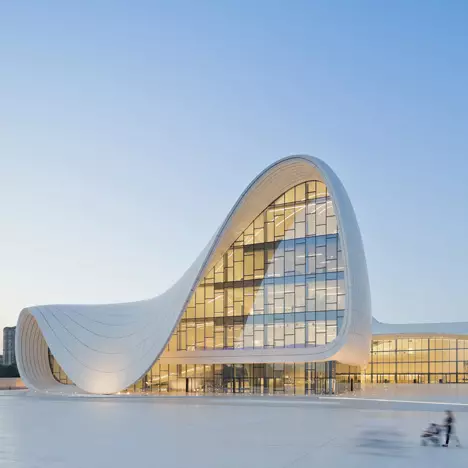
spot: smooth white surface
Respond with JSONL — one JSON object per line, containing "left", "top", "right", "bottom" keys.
{"left": 372, "top": 318, "right": 468, "bottom": 337}
{"left": 16, "top": 155, "right": 372, "bottom": 394}
{"left": 0, "top": 392, "right": 467, "bottom": 468}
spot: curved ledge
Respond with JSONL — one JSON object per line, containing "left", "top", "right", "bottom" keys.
{"left": 372, "top": 318, "right": 468, "bottom": 338}
{"left": 16, "top": 155, "right": 372, "bottom": 394}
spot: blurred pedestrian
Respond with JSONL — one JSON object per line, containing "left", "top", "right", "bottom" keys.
{"left": 442, "top": 410, "right": 461, "bottom": 447}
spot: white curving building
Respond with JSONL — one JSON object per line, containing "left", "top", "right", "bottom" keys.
{"left": 15, "top": 156, "right": 468, "bottom": 395}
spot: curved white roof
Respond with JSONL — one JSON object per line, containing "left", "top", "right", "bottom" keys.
{"left": 16, "top": 155, "right": 372, "bottom": 394}
{"left": 372, "top": 318, "right": 468, "bottom": 338}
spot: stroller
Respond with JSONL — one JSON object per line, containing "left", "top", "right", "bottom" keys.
{"left": 421, "top": 423, "right": 442, "bottom": 446}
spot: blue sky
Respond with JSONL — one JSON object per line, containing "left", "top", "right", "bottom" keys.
{"left": 1, "top": 1, "right": 468, "bottom": 338}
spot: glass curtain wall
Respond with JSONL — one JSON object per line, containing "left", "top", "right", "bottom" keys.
{"left": 48, "top": 353, "right": 360, "bottom": 395}
{"left": 165, "top": 180, "right": 345, "bottom": 355}
{"left": 49, "top": 349, "right": 73, "bottom": 385}
{"left": 364, "top": 337, "right": 468, "bottom": 384}
{"left": 125, "top": 362, "right": 360, "bottom": 395}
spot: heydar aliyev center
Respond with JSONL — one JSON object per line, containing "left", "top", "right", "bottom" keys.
{"left": 16, "top": 156, "right": 468, "bottom": 395}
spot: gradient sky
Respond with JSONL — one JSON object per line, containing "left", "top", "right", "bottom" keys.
{"left": 1, "top": 1, "right": 468, "bottom": 346}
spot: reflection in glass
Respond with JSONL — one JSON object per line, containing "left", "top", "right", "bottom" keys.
{"left": 364, "top": 337, "right": 468, "bottom": 384}
{"left": 171, "top": 181, "right": 345, "bottom": 354}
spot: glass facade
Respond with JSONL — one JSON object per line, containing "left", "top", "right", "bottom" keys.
{"left": 164, "top": 180, "right": 345, "bottom": 354}
{"left": 124, "top": 362, "right": 360, "bottom": 395}
{"left": 49, "top": 352, "right": 360, "bottom": 395}
{"left": 364, "top": 337, "right": 468, "bottom": 384}
{"left": 49, "top": 350, "right": 73, "bottom": 385}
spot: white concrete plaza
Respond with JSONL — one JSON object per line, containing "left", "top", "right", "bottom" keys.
{"left": 0, "top": 390, "right": 467, "bottom": 468}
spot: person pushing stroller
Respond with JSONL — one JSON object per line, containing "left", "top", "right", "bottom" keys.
{"left": 421, "top": 411, "right": 461, "bottom": 447}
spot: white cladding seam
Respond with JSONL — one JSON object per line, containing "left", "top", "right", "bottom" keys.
{"left": 15, "top": 155, "right": 372, "bottom": 395}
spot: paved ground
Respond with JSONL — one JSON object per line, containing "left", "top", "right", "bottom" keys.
{"left": 0, "top": 390, "right": 467, "bottom": 467}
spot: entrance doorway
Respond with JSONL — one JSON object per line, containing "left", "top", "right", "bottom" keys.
{"left": 185, "top": 378, "right": 204, "bottom": 393}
